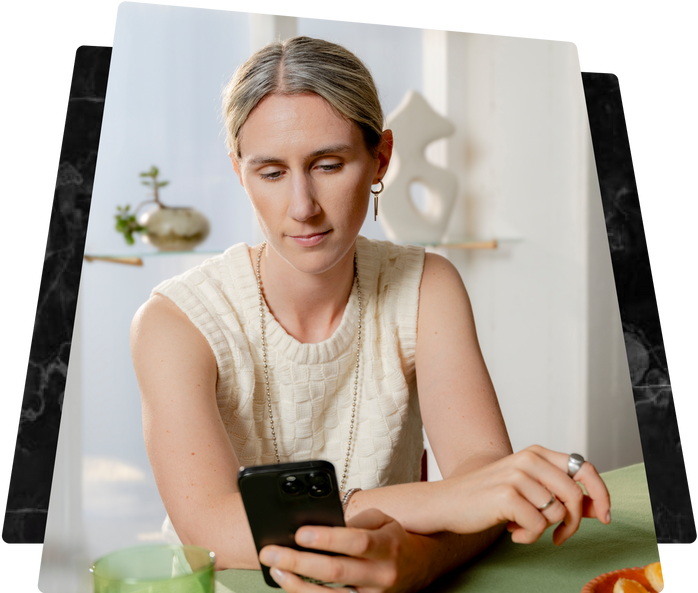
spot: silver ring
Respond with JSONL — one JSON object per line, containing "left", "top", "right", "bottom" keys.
{"left": 568, "top": 453, "right": 585, "bottom": 477}
{"left": 345, "top": 588, "right": 359, "bottom": 593}
{"left": 538, "top": 493, "right": 556, "bottom": 511}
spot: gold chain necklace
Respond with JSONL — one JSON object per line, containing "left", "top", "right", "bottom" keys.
{"left": 255, "top": 242, "right": 361, "bottom": 491}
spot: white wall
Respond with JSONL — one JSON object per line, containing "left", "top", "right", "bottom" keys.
{"left": 420, "top": 31, "right": 641, "bottom": 472}
{"left": 439, "top": 34, "right": 588, "bottom": 454}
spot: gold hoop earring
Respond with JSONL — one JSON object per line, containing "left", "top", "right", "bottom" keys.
{"left": 371, "top": 180, "right": 384, "bottom": 221}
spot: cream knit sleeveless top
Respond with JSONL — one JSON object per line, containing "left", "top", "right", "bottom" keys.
{"left": 152, "top": 235, "right": 425, "bottom": 490}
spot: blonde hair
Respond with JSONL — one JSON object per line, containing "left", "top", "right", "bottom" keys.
{"left": 222, "top": 36, "right": 384, "bottom": 158}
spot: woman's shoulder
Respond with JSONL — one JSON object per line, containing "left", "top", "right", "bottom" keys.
{"left": 144, "top": 241, "right": 256, "bottom": 343}
{"left": 150, "top": 242, "right": 253, "bottom": 307}
{"left": 130, "top": 293, "right": 214, "bottom": 367}
{"left": 356, "top": 237, "right": 425, "bottom": 333}
{"left": 356, "top": 236, "right": 425, "bottom": 282}
{"left": 356, "top": 235, "right": 424, "bottom": 259}
{"left": 131, "top": 292, "right": 191, "bottom": 337}
{"left": 416, "top": 253, "right": 472, "bottom": 333}
{"left": 135, "top": 290, "right": 187, "bottom": 318}
{"left": 420, "top": 251, "right": 461, "bottom": 286}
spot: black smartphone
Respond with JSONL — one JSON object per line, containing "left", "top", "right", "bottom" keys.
{"left": 237, "top": 459, "right": 346, "bottom": 588}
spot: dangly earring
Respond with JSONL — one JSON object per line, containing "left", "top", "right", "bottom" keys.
{"left": 371, "top": 180, "right": 384, "bottom": 221}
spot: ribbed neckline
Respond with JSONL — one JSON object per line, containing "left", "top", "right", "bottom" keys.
{"left": 227, "top": 236, "right": 379, "bottom": 366}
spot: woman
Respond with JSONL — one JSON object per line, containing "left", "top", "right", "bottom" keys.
{"left": 131, "top": 36, "right": 611, "bottom": 592}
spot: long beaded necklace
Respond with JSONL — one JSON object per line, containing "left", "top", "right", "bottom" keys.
{"left": 255, "top": 242, "right": 361, "bottom": 491}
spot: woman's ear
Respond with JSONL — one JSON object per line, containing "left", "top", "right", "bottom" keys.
{"left": 229, "top": 151, "right": 244, "bottom": 187}
{"left": 374, "top": 129, "right": 394, "bottom": 183}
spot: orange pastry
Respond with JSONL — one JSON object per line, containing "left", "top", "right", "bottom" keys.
{"left": 613, "top": 578, "right": 649, "bottom": 593}
{"left": 644, "top": 562, "right": 663, "bottom": 592}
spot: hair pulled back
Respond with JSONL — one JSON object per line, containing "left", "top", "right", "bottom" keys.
{"left": 222, "top": 36, "right": 384, "bottom": 158}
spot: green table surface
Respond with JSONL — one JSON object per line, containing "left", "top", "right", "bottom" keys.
{"left": 215, "top": 463, "right": 659, "bottom": 593}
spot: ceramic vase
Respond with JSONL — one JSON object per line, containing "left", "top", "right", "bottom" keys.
{"left": 138, "top": 206, "right": 210, "bottom": 251}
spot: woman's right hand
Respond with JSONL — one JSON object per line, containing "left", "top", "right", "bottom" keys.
{"left": 432, "top": 445, "right": 611, "bottom": 545}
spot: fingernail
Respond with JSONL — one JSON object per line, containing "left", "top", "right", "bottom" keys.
{"left": 606, "top": 511, "right": 612, "bottom": 523}
{"left": 260, "top": 549, "right": 280, "bottom": 566}
{"left": 297, "top": 529, "right": 316, "bottom": 545}
{"left": 271, "top": 568, "right": 287, "bottom": 584}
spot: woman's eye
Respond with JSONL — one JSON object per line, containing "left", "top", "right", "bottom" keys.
{"left": 259, "top": 163, "right": 342, "bottom": 180}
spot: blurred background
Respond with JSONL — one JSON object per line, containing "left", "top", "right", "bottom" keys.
{"left": 39, "top": 3, "right": 643, "bottom": 591}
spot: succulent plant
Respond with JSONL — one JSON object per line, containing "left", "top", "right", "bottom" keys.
{"left": 114, "top": 166, "right": 170, "bottom": 245}
{"left": 114, "top": 204, "right": 147, "bottom": 245}
{"left": 139, "top": 165, "right": 170, "bottom": 207}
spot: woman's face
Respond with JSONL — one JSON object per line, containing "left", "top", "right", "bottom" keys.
{"left": 231, "top": 93, "right": 392, "bottom": 276}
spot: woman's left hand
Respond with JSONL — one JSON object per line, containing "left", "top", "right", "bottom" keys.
{"left": 259, "top": 508, "right": 428, "bottom": 593}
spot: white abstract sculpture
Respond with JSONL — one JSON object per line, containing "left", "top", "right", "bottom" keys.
{"left": 379, "top": 91, "right": 458, "bottom": 244}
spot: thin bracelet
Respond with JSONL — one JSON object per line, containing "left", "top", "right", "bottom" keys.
{"left": 342, "top": 488, "right": 362, "bottom": 514}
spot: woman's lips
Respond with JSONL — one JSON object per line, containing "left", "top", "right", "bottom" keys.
{"left": 289, "top": 230, "right": 330, "bottom": 247}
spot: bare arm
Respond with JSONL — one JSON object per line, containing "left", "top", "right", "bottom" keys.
{"left": 333, "top": 253, "right": 513, "bottom": 580}
{"left": 130, "top": 294, "right": 258, "bottom": 570}
{"left": 346, "top": 252, "right": 513, "bottom": 509}
{"left": 415, "top": 253, "right": 513, "bottom": 475}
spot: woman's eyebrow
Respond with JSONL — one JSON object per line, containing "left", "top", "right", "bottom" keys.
{"left": 308, "top": 144, "right": 352, "bottom": 158}
{"left": 246, "top": 144, "right": 352, "bottom": 166}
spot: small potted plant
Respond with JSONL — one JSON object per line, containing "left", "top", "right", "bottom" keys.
{"left": 115, "top": 166, "right": 210, "bottom": 251}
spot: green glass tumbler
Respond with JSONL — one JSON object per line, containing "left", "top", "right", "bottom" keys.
{"left": 90, "top": 544, "right": 216, "bottom": 593}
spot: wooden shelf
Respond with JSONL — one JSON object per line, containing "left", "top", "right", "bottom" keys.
{"left": 84, "top": 239, "right": 520, "bottom": 265}
{"left": 413, "top": 237, "right": 522, "bottom": 250}
{"left": 437, "top": 239, "right": 498, "bottom": 250}
{"left": 83, "top": 250, "right": 222, "bottom": 266}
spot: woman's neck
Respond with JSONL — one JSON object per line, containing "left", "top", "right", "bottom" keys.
{"left": 250, "top": 242, "right": 357, "bottom": 344}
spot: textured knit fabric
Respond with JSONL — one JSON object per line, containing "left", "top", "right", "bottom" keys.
{"left": 152, "top": 236, "right": 426, "bottom": 492}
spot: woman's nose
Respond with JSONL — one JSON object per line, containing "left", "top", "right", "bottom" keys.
{"left": 287, "top": 175, "right": 321, "bottom": 221}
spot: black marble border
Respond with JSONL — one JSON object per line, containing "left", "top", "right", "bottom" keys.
{"left": 2, "top": 46, "right": 111, "bottom": 543}
{"left": 3, "top": 48, "right": 693, "bottom": 544}
{"left": 582, "top": 72, "right": 695, "bottom": 543}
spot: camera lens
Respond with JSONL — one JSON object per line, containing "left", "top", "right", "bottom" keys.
{"left": 307, "top": 472, "right": 329, "bottom": 486}
{"left": 281, "top": 476, "right": 306, "bottom": 495}
{"left": 308, "top": 484, "right": 332, "bottom": 498}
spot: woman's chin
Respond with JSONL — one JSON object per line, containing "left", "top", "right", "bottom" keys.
{"left": 272, "top": 238, "right": 356, "bottom": 277}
